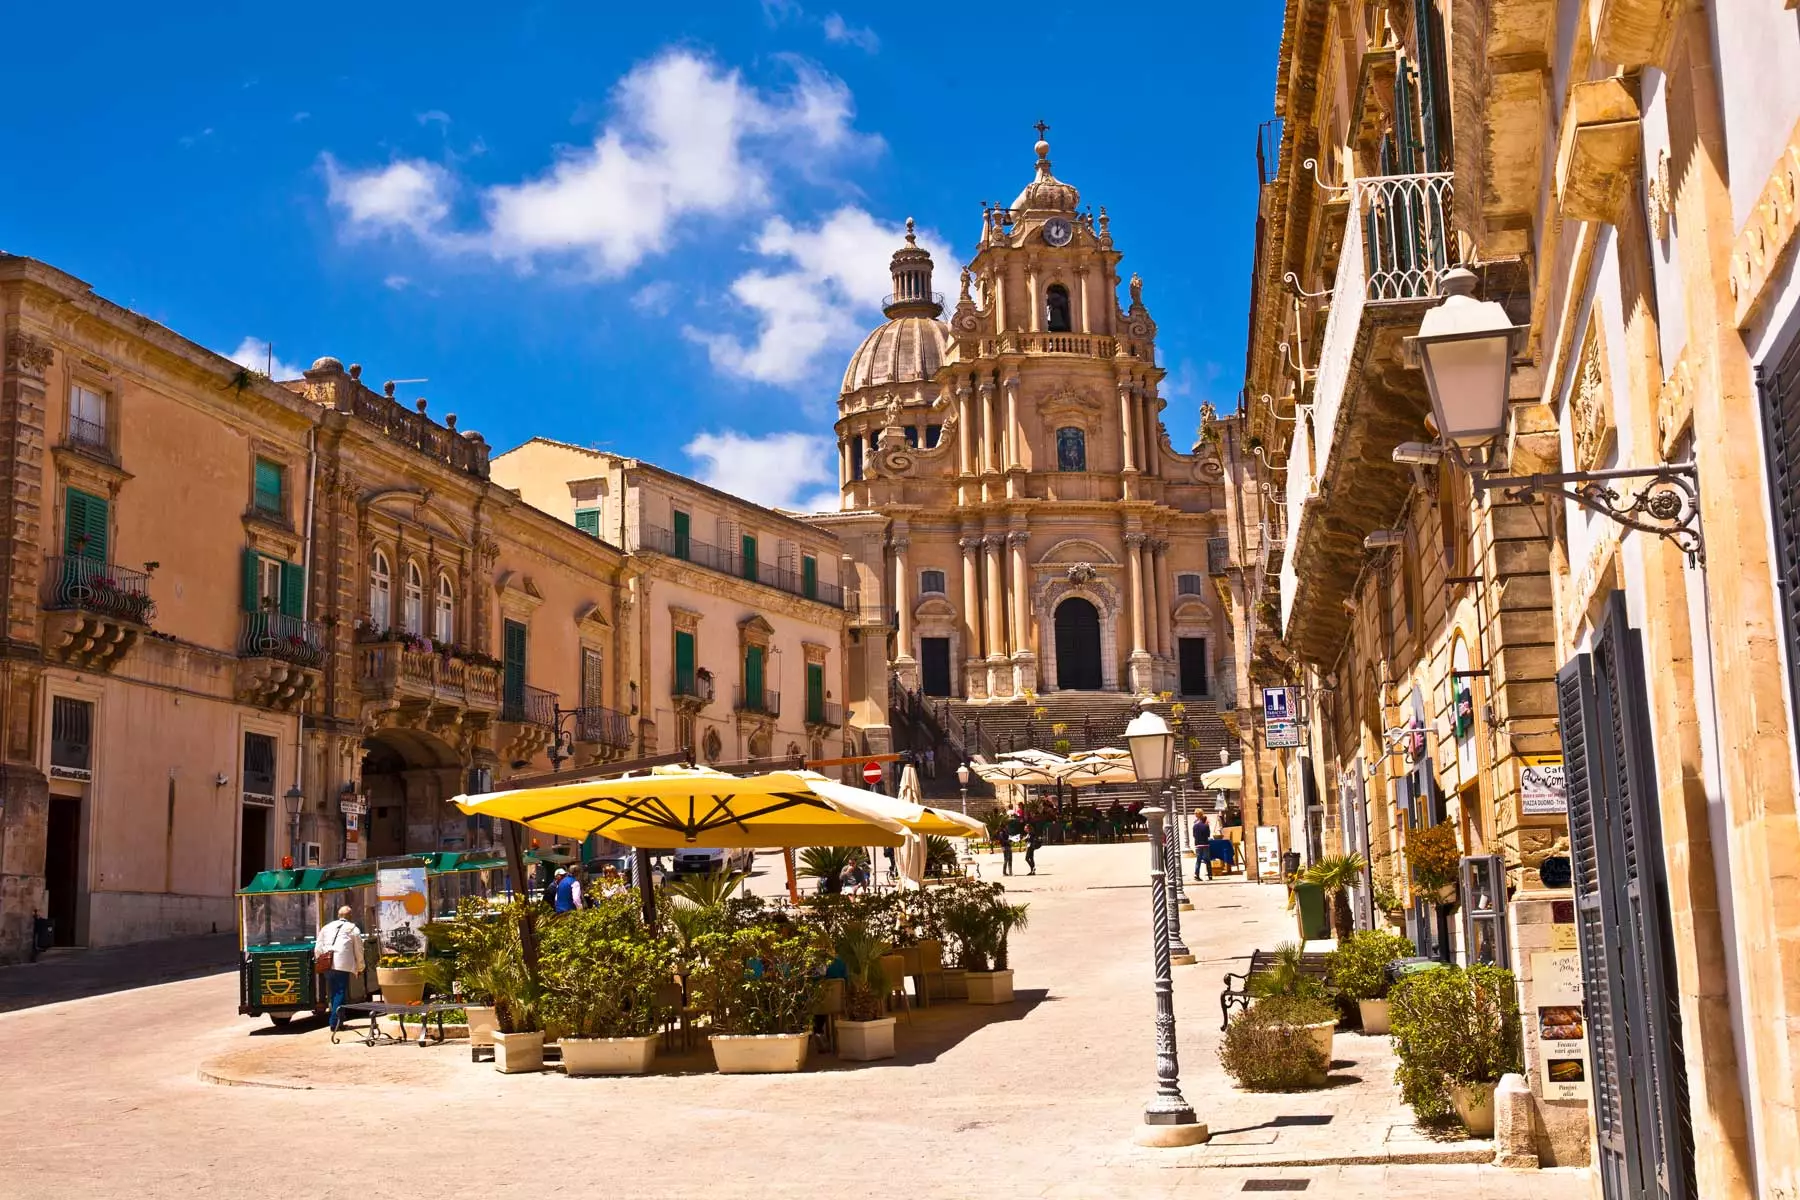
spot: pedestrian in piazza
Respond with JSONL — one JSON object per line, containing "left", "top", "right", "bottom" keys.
{"left": 998, "top": 822, "right": 1015, "bottom": 876}
{"left": 552, "top": 867, "right": 581, "bottom": 913}
{"left": 313, "top": 905, "right": 365, "bottom": 1032}
{"left": 1025, "top": 821, "right": 1042, "bottom": 876}
{"left": 1192, "top": 812, "right": 1212, "bottom": 880}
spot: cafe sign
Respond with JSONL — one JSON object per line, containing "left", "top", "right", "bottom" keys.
{"left": 1521, "top": 757, "right": 1567, "bottom": 816}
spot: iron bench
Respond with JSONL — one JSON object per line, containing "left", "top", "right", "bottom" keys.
{"left": 1219, "top": 948, "right": 1333, "bottom": 1030}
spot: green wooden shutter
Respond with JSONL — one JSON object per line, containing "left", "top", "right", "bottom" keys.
{"left": 242, "top": 549, "right": 262, "bottom": 612}
{"left": 574, "top": 508, "right": 600, "bottom": 537}
{"left": 674, "top": 630, "right": 696, "bottom": 692}
{"left": 745, "top": 645, "right": 764, "bottom": 708}
{"left": 672, "top": 510, "right": 691, "bottom": 559}
{"left": 807, "top": 663, "right": 824, "bottom": 723}
{"left": 802, "top": 555, "right": 817, "bottom": 600}
{"left": 65, "top": 489, "right": 108, "bottom": 561}
{"left": 503, "top": 620, "right": 527, "bottom": 710}
{"left": 280, "top": 561, "right": 306, "bottom": 618}
{"left": 741, "top": 535, "right": 757, "bottom": 581}
{"left": 253, "top": 459, "right": 283, "bottom": 514}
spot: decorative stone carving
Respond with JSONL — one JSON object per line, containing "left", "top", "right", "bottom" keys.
{"left": 1570, "top": 320, "right": 1615, "bottom": 474}
{"left": 3, "top": 332, "right": 55, "bottom": 376}
{"left": 1066, "top": 562, "right": 1097, "bottom": 584}
{"left": 1646, "top": 147, "right": 1672, "bottom": 240}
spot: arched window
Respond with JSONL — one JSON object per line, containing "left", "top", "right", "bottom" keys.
{"left": 1056, "top": 427, "right": 1087, "bottom": 472}
{"left": 403, "top": 560, "right": 425, "bottom": 635}
{"left": 434, "top": 573, "right": 455, "bottom": 643}
{"left": 1045, "top": 284, "right": 1072, "bottom": 332}
{"left": 369, "top": 549, "right": 392, "bottom": 630}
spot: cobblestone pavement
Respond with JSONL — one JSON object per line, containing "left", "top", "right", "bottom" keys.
{"left": 0, "top": 843, "right": 1586, "bottom": 1199}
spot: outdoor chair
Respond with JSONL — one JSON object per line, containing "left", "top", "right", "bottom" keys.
{"left": 812, "top": 977, "right": 844, "bottom": 1053}
{"left": 655, "top": 976, "right": 698, "bottom": 1051}
{"left": 878, "top": 953, "right": 911, "bottom": 1022}
{"left": 915, "top": 939, "right": 945, "bottom": 1005}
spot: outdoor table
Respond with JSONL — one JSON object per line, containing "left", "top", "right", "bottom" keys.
{"left": 331, "top": 1001, "right": 461, "bottom": 1047}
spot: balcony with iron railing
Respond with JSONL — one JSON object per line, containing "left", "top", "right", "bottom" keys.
{"left": 64, "top": 415, "right": 111, "bottom": 459}
{"left": 843, "top": 594, "right": 898, "bottom": 628}
{"left": 502, "top": 683, "right": 557, "bottom": 727}
{"left": 356, "top": 638, "right": 501, "bottom": 710}
{"left": 574, "top": 705, "right": 634, "bottom": 750}
{"left": 635, "top": 523, "right": 844, "bottom": 608}
{"left": 735, "top": 687, "right": 781, "bottom": 718}
{"left": 805, "top": 699, "right": 843, "bottom": 728}
{"left": 1280, "top": 170, "right": 1453, "bottom": 636}
{"left": 41, "top": 555, "right": 154, "bottom": 670}
{"left": 239, "top": 611, "right": 327, "bottom": 668}
{"left": 673, "top": 667, "right": 715, "bottom": 706}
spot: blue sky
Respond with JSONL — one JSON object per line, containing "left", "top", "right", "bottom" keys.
{"left": 1, "top": 1, "right": 1282, "bottom": 512}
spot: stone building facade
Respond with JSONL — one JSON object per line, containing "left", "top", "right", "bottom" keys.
{"left": 1240, "top": 0, "right": 1800, "bottom": 1194}
{"left": 813, "top": 138, "right": 1235, "bottom": 756}
{"left": 0, "top": 256, "right": 638, "bottom": 962}
{"left": 490, "top": 440, "right": 852, "bottom": 770}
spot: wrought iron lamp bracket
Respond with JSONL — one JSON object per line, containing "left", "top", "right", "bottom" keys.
{"left": 545, "top": 705, "right": 581, "bottom": 770}
{"left": 1473, "top": 460, "right": 1704, "bottom": 566}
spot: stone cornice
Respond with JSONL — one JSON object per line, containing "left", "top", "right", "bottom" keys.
{"left": 635, "top": 553, "right": 849, "bottom": 629}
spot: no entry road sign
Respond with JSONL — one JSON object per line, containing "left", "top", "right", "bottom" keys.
{"left": 862, "top": 761, "right": 883, "bottom": 786}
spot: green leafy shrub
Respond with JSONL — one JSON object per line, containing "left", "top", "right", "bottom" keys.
{"left": 1254, "top": 994, "right": 1339, "bottom": 1025}
{"left": 690, "top": 925, "right": 828, "bottom": 1035}
{"left": 1389, "top": 965, "right": 1523, "bottom": 1124}
{"left": 1405, "top": 823, "right": 1462, "bottom": 895}
{"left": 799, "top": 846, "right": 856, "bottom": 893}
{"left": 1327, "top": 930, "right": 1417, "bottom": 1001}
{"left": 1219, "top": 1005, "right": 1329, "bottom": 1090}
{"left": 540, "top": 895, "right": 672, "bottom": 1039}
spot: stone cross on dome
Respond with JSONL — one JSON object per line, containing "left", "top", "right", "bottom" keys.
{"left": 1034, "top": 120, "right": 1049, "bottom": 140}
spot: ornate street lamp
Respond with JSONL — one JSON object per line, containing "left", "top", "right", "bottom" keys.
{"left": 1131, "top": 804, "right": 1209, "bottom": 1147}
{"left": 285, "top": 784, "right": 305, "bottom": 862}
{"left": 1405, "top": 266, "right": 1704, "bottom": 564}
{"left": 1126, "top": 705, "right": 1193, "bottom": 964}
{"left": 1173, "top": 752, "right": 1193, "bottom": 907}
{"left": 955, "top": 762, "right": 970, "bottom": 815}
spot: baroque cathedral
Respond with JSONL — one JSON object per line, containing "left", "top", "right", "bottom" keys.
{"left": 804, "top": 133, "right": 1234, "bottom": 756}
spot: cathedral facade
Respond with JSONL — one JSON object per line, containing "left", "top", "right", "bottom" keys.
{"left": 807, "top": 136, "right": 1233, "bottom": 747}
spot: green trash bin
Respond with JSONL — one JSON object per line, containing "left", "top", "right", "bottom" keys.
{"left": 1293, "top": 881, "right": 1331, "bottom": 941}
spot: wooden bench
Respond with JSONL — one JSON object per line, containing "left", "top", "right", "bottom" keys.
{"left": 1219, "top": 949, "right": 1333, "bottom": 1030}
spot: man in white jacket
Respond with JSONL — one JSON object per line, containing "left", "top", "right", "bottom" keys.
{"left": 314, "top": 905, "right": 365, "bottom": 1031}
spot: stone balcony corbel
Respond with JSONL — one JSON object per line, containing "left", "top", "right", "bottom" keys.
{"left": 1555, "top": 76, "right": 1644, "bottom": 225}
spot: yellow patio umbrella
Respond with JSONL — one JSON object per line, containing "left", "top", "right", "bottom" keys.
{"left": 794, "top": 771, "right": 986, "bottom": 838}
{"left": 450, "top": 764, "right": 907, "bottom": 848}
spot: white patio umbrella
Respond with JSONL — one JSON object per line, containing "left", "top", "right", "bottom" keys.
{"left": 1201, "top": 759, "right": 1244, "bottom": 790}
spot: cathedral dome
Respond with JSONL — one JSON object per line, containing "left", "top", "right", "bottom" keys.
{"left": 841, "top": 218, "right": 951, "bottom": 395}
{"left": 841, "top": 315, "right": 950, "bottom": 395}
{"left": 1010, "top": 137, "right": 1080, "bottom": 214}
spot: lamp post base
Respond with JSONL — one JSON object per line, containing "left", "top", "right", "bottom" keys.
{"left": 1135, "top": 1119, "right": 1211, "bottom": 1148}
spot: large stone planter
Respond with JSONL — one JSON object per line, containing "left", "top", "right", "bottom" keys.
{"left": 562, "top": 1034, "right": 658, "bottom": 1076}
{"left": 938, "top": 967, "right": 968, "bottom": 1001}
{"left": 967, "top": 969, "right": 1014, "bottom": 1005}
{"left": 836, "top": 1017, "right": 896, "bottom": 1062}
{"left": 1299, "top": 1019, "right": 1336, "bottom": 1064}
{"left": 1450, "top": 1081, "right": 1497, "bottom": 1137}
{"left": 376, "top": 966, "right": 425, "bottom": 1006}
{"left": 491, "top": 1029, "right": 545, "bottom": 1074}
{"left": 709, "top": 1032, "right": 810, "bottom": 1074}
{"left": 465, "top": 1004, "right": 498, "bottom": 1048}
{"left": 1357, "top": 998, "right": 1391, "bottom": 1035}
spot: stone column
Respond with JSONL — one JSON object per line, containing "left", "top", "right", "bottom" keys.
{"left": 955, "top": 382, "right": 972, "bottom": 477}
{"left": 1118, "top": 380, "right": 1138, "bottom": 474}
{"left": 1009, "top": 530, "right": 1036, "bottom": 694}
{"left": 960, "top": 535, "right": 983, "bottom": 695}
{"left": 1026, "top": 263, "right": 1041, "bottom": 333}
{"left": 892, "top": 534, "right": 915, "bottom": 684}
{"left": 992, "top": 267, "right": 1007, "bottom": 332}
{"left": 978, "top": 379, "right": 997, "bottom": 476}
{"left": 1125, "top": 531, "right": 1153, "bottom": 692}
{"left": 1075, "top": 265, "right": 1091, "bottom": 334}
{"left": 1143, "top": 538, "right": 1163, "bottom": 688}
{"left": 1142, "top": 390, "right": 1161, "bottom": 478}
{"left": 1153, "top": 540, "right": 1174, "bottom": 664}
{"left": 984, "top": 534, "right": 1007, "bottom": 697}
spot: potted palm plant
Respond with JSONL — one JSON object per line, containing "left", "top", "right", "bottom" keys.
{"left": 798, "top": 846, "right": 855, "bottom": 894}
{"left": 1302, "top": 852, "right": 1367, "bottom": 942}
{"left": 488, "top": 929, "right": 546, "bottom": 1074}
{"left": 1326, "top": 929, "right": 1416, "bottom": 1034}
{"left": 693, "top": 925, "right": 825, "bottom": 1073}
{"left": 542, "top": 898, "right": 672, "bottom": 1076}
{"left": 833, "top": 923, "right": 895, "bottom": 1061}
{"left": 1248, "top": 942, "right": 1339, "bottom": 1062}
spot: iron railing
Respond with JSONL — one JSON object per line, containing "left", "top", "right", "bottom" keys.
{"left": 502, "top": 683, "right": 557, "bottom": 727}
{"left": 574, "top": 704, "right": 633, "bottom": 749}
{"left": 673, "top": 667, "right": 715, "bottom": 704}
{"left": 42, "top": 556, "right": 155, "bottom": 625}
{"left": 882, "top": 290, "right": 945, "bottom": 311}
{"left": 636, "top": 523, "right": 844, "bottom": 607}
{"left": 239, "top": 611, "right": 327, "bottom": 668}
{"left": 735, "top": 687, "right": 781, "bottom": 717}
{"left": 806, "top": 699, "right": 842, "bottom": 728}
{"left": 66, "top": 415, "right": 108, "bottom": 453}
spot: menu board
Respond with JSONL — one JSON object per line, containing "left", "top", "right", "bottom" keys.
{"left": 1532, "top": 950, "right": 1591, "bottom": 1100}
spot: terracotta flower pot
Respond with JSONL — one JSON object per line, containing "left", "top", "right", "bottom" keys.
{"left": 709, "top": 1033, "right": 810, "bottom": 1074}
{"left": 836, "top": 1017, "right": 897, "bottom": 1061}
{"left": 1450, "top": 1081, "right": 1497, "bottom": 1137}
{"left": 491, "top": 1029, "right": 545, "bottom": 1074}
{"left": 1357, "top": 998, "right": 1391, "bottom": 1035}
{"left": 561, "top": 1034, "right": 658, "bottom": 1076}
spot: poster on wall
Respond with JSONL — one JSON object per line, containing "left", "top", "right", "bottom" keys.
{"left": 1255, "top": 825, "right": 1282, "bottom": 879}
{"left": 376, "top": 866, "right": 429, "bottom": 956}
{"left": 1532, "top": 949, "right": 1591, "bottom": 1100}
{"left": 1521, "top": 757, "right": 1568, "bottom": 815}
{"left": 1262, "top": 688, "right": 1301, "bottom": 749}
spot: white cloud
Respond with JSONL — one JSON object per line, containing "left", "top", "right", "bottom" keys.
{"left": 632, "top": 280, "right": 676, "bottom": 314}
{"left": 683, "top": 430, "right": 839, "bottom": 511}
{"left": 323, "top": 155, "right": 453, "bottom": 239}
{"left": 226, "top": 337, "right": 303, "bottom": 381}
{"left": 321, "top": 50, "right": 877, "bottom": 278}
{"left": 822, "top": 14, "right": 879, "bottom": 51}
{"left": 688, "top": 207, "right": 951, "bottom": 386}
{"left": 416, "top": 109, "right": 452, "bottom": 127}
{"left": 383, "top": 274, "right": 411, "bottom": 291}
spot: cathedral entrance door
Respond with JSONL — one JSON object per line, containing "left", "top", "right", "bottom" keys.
{"left": 920, "top": 637, "right": 952, "bottom": 697}
{"left": 1054, "top": 598, "right": 1103, "bottom": 690}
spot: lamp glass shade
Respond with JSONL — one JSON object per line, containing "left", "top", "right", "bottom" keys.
{"left": 1124, "top": 709, "right": 1175, "bottom": 785}
{"left": 285, "top": 785, "right": 304, "bottom": 815}
{"left": 955, "top": 764, "right": 970, "bottom": 786}
{"left": 1419, "top": 331, "right": 1512, "bottom": 446}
